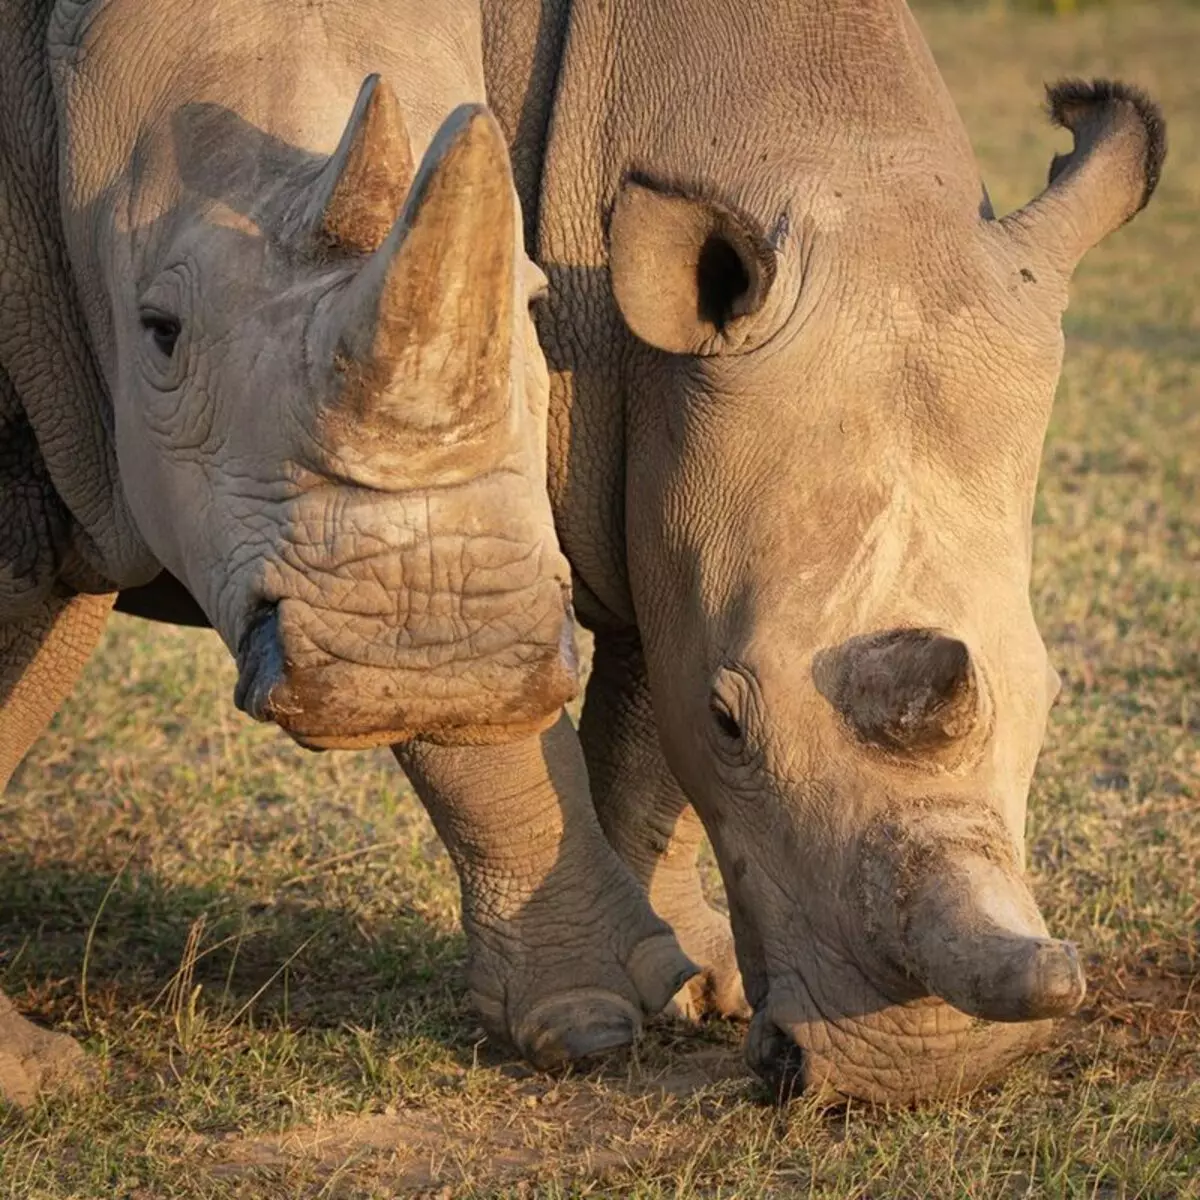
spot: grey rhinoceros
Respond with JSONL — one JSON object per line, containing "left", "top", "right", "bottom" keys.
{"left": 458, "top": 0, "right": 1164, "bottom": 1102}
{"left": 0, "top": 0, "right": 697, "bottom": 1107}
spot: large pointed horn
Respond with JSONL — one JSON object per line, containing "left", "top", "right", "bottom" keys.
{"left": 1000, "top": 79, "right": 1165, "bottom": 276}
{"left": 302, "top": 74, "right": 415, "bottom": 254}
{"left": 859, "top": 807, "right": 1085, "bottom": 1023}
{"left": 322, "top": 103, "right": 516, "bottom": 437}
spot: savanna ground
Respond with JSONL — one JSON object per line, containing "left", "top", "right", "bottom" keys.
{"left": 2, "top": 4, "right": 1198, "bottom": 1196}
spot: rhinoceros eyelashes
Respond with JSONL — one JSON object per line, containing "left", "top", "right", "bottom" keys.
{"left": 141, "top": 311, "right": 182, "bottom": 359}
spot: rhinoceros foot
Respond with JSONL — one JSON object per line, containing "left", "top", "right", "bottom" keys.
{"left": 660, "top": 905, "right": 751, "bottom": 1024}
{"left": 0, "top": 991, "right": 93, "bottom": 1109}
{"left": 467, "top": 911, "right": 697, "bottom": 1070}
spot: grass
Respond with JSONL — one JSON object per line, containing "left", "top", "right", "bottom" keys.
{"left": 2, "top": 4, "right": 1198, "bottom": 1196}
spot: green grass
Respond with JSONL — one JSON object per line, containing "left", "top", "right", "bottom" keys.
{"left": 2, "top": 5, "right": 1198, "bottom": 1195}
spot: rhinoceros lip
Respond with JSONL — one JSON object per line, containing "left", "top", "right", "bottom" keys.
{"left": 234, "top": 604, "right": 287, "bottom": 722}
{"left": 745, "top": 1008, "right": 809, "bottom": 1104}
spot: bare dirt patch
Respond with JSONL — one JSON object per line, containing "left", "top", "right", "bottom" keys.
{"left": 206, "top": 1041, "right": 748, "bottom": 1194}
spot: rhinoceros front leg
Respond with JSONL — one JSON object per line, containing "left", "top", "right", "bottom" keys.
{"left": 394, "top": 713, "right": 696, "bottom": 1067}
{"left": 580, "top": 631, "right": 750, "bottom": 1023}
{"left": 0, "top": 589, "right": 114, "bottom": 1107}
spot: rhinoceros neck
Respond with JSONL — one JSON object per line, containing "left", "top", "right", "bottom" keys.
{"left": 480, "top": 0, "right": 573, "bottom": 251}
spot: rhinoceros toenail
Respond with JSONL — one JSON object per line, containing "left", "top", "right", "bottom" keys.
{"left": 561, "top": 1017, "right": 636, "bottom": 1063}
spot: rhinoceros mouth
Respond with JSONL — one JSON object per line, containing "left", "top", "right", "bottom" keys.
{"left": 745, "top": 963, "right": 1056, "bottom": 1105}
{"left": 234, "top": 603, "right": 291, "bottom": 724}
{"left": 231, "top": 592, "right": 579, "bottom": 750}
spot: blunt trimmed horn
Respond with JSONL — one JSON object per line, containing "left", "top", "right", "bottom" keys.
{"left": 814, "top": 629, "right": 988, "bottom": 759}
{"left": 859, "top": 806, "right": 1086, "bottom": 1023}
{"left": 1001, "top": 79, "right": 1166, "bottom": 274}
{"left": 321, "top": 103, "right": 517, "bottom": 438}
{"left": 302, "top": 74, "right": 415, "bottom": 254}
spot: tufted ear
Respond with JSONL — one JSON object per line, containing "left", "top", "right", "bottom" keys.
{"left": 1001, "top": 79, "right": 1166, "bottom": 275}
{"left": 608, "top": 177, "right": 776, "bottom": 356}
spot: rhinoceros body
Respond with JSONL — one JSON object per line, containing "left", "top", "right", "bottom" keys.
{"left": 0, "top": 0, "right": 698, "bottom": 1106}
{"left": 470, "top": 0, "right": 1165, "bottom": 1102}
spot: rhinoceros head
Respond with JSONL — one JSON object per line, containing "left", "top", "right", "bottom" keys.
{"left": 607, "top": 72, "right": 1164, "bottom": 1102}
{"left": 52, "top": 25, "right": 575, "bottom": 749}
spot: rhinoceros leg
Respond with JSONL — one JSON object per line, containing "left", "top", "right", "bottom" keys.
{"left": 0, "top": 589, "right": 113, "bottom": 1107}
{"left": 394, "top": 714, "right": 696, "bottom": 1067}
{"left": 580, "top": 632, "right": 750, "bottom": 1023}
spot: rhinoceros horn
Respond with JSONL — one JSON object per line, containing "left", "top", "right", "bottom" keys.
{"left": 896, "top": 852, "right": 1085, "bottom": 1022}
{"left": 302, "top": 74, "right": 415, "bottom": 254}
{"left": 859, "top": 805, "right": 1086, "bottom": 1022}
{"left": 319, "top": 103, "right": 517, "bottom": 441}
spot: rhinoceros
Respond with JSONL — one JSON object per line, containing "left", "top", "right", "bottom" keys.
{"left": 465, "top": 0, "right": 1164, "bottom": 1102}
{"left": 0, "top": 0, "right": 697, "bottom": 1107}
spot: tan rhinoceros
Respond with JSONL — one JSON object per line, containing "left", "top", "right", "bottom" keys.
{"left": 462, "top": 0, "right": 1165, "bottom": 1102}
{"left": 0, "top": 0, "right": 694, "bottom": 1106}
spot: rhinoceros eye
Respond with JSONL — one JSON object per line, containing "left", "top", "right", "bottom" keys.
{"left": 140, "top": 311, "right": 182, "bottom": 359}
{"left": 710, "top": 694, "right": 743, "bottom": 743}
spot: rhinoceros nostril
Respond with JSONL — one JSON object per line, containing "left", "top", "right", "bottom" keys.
{"left": 234, "top": 603, "right": 286, "bottom": 722}
{"left": 746, "top": 1010, "right": 808, "bottom": 1105}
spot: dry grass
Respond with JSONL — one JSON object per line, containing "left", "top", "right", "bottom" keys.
{"left": 2, "top": 4, "right": 1198, "bottom": 1196}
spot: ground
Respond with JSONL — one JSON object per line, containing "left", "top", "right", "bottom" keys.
{"left": 2, "top": 4, "right": 1198, "bottom": 1196}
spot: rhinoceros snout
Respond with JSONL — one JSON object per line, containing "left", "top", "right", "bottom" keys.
{"left": 230, "top": 588, "right": 579, "bottom": 751}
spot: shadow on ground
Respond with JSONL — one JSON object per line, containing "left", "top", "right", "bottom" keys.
{"left": 0, "top": 849, "right": 475, "bottom": 1041}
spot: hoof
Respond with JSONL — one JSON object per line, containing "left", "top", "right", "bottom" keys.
{"left": 513, "top": 989, "right": 643, "bottom": 1069}
{"left": 466, "top": 921, "right": 697, "bottom": 1070}
{"left": 658, "top": 910, "right": 751, "bottom": 1023}
{"left": 664, "top": 963, "right": 752, "bottom": 1023}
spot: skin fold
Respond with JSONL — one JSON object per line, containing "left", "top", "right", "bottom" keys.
{"left": 0, "top": 0, "right": 694, "bottom": 1104}
{"left": 475, "top": 0, "right": 1166, "bottom": 1101}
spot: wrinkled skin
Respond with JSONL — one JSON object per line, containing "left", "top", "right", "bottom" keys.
{"left": 479, "top": 0, "right": 1166, "bottom": 1101}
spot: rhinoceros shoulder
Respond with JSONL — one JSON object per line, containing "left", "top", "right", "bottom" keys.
{"left": 0, "top": 0, "right": 156, "bottom": 608}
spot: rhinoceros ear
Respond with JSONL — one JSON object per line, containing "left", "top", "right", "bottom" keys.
{"left": 1001, "top": 79, "right": 1165, "bottom": 275}
{"left": 302, "top": 74, "right": 415, "bottom": 255}
{"left": 608, "top": 177, "right": 776, "bottom": 356}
